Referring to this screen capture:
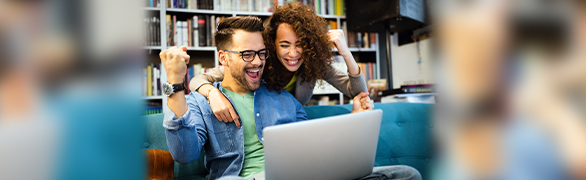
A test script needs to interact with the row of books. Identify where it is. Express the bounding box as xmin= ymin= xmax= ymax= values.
xmin=167 ymin=0 xmax=214 ymax=10
xmin=307 ymin=0 xmax=345 ymax=16
xmin=144 ymin=63 xmax=162 ymax=96
xmin=143 ymin=63 xmax=214 ymax=97
xmin=327 ymin=21 xmax=377 ymax=49
xmin=186 ymin=63 xmax=214 ymax=90
xmin=167 ymin=15 xmax=226 ymax=47
xmin=331 ymin=55 xmax=378 ymax=83
xmin=144 ymin=16 xmax=161 ymax=46
xmin=145 ymin=0 xmax=161 ymax=7
xmin=154 ymin=0 xmax=345 ymax=15
xmin=145 ymin=106 xmax=163 ymax=115
xmin=357 ymin=62 xmax=378 ymax=83
xmin=158 ymin=18 xmax=375 ymax=48
xmin=348 ymin=32 xmax=377 ymax=49
xmin=218 ymin=0 xmax=274 ymax=12
xmin=166 ymin=0 xmax=273 ymax=12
